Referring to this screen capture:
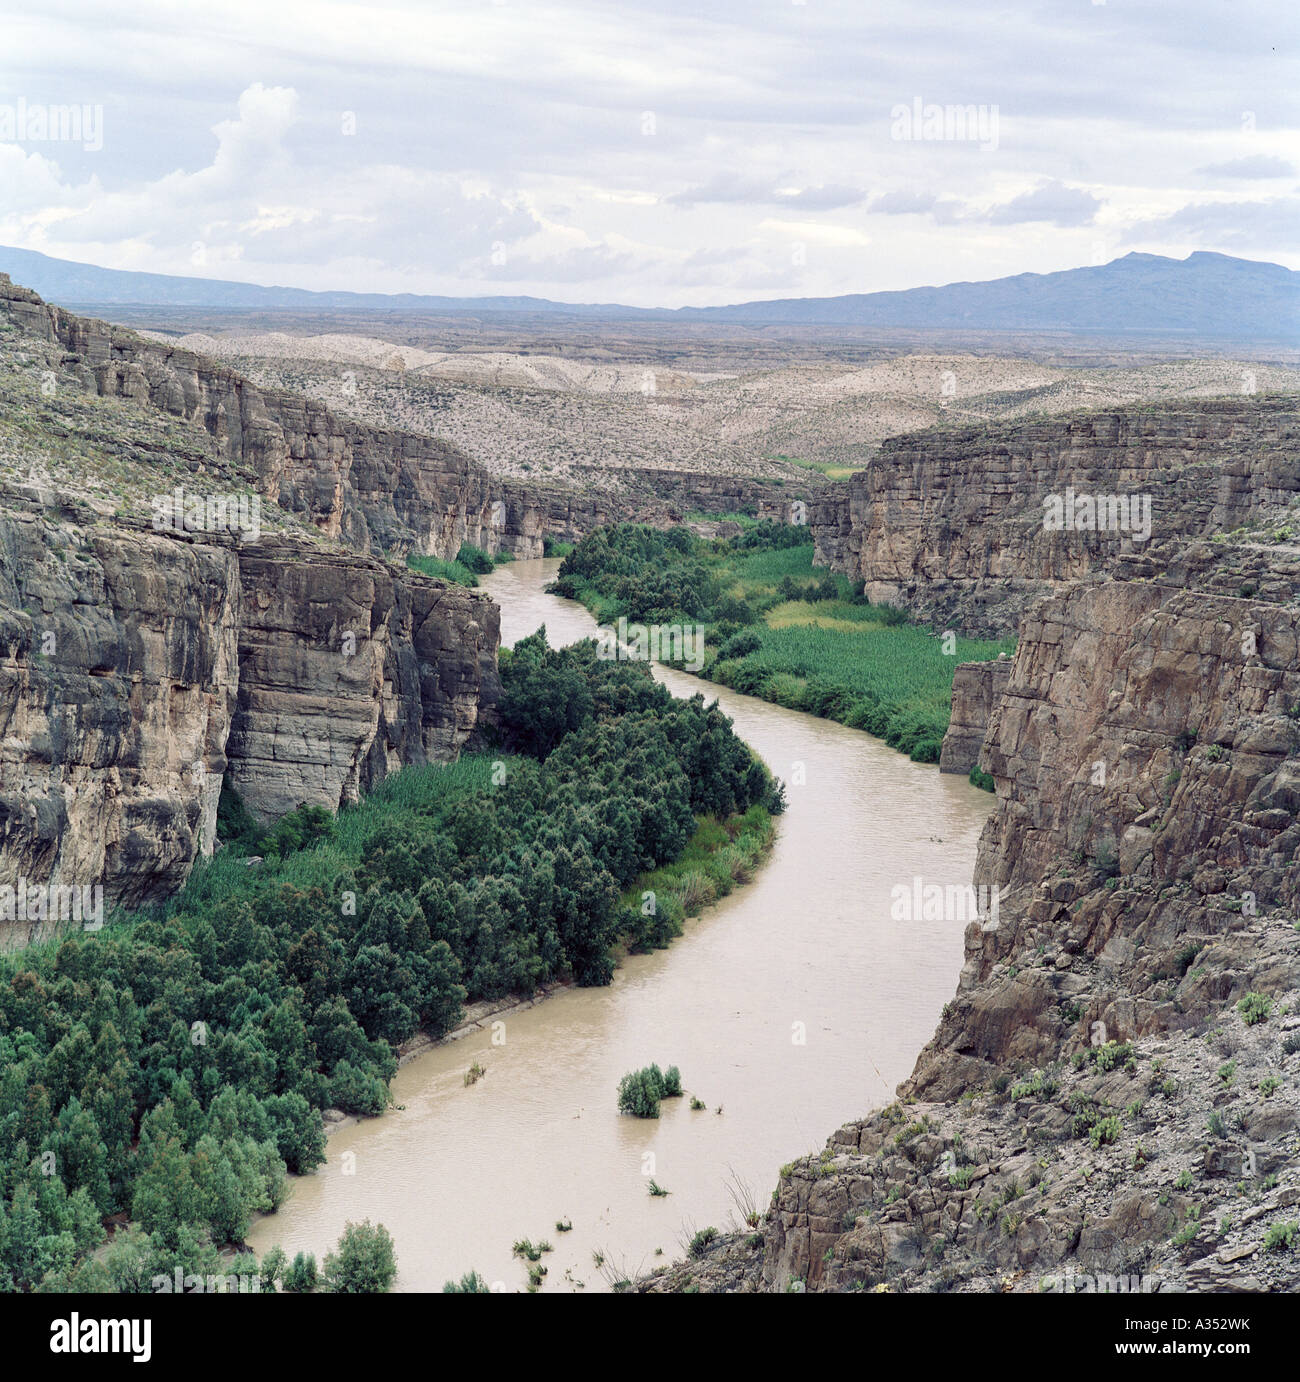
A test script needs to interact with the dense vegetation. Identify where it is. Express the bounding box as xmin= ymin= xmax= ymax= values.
xmin=617 ymin=1063 xmax=683 ymax=1118
xmin=0 ymin=633 xmax=779 ymax=1292
xmin=551 ymin=523 xmax=1013 ymax=763
xmin=405 ymin=541 xmax=513 ymax=587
